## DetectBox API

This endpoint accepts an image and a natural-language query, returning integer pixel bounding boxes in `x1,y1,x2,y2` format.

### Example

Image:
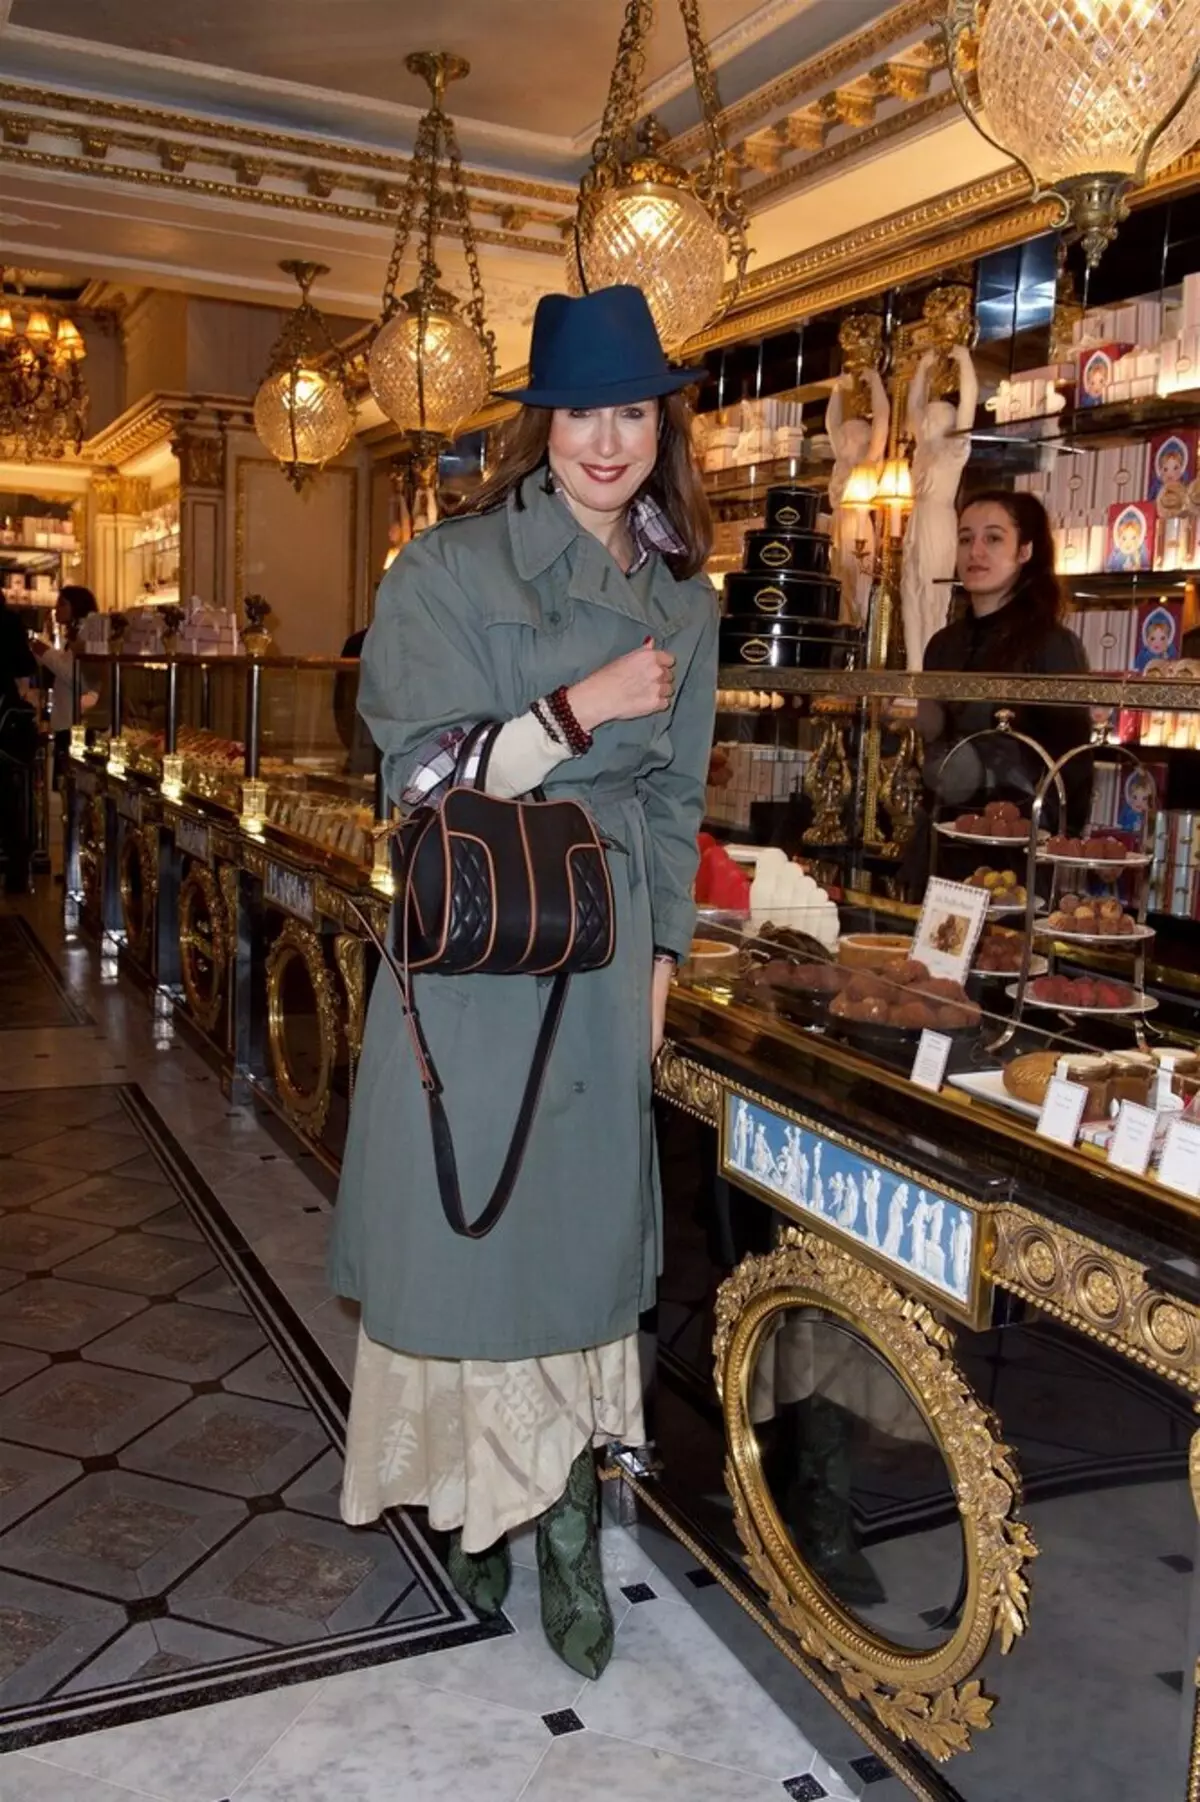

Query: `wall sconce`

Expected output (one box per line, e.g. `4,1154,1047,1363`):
840,461,881,565
874,456,914,539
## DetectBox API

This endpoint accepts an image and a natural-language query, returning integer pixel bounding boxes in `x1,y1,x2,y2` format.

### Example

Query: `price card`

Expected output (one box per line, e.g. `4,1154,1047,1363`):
912,877,992,984
910,1030,952,1094
1157,1118,1200,1199
1036,1076,1088,1147
1107,1100,1157,1176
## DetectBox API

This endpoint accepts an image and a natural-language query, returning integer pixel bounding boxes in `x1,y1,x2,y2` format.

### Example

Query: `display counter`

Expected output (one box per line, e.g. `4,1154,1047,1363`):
60,645,1200,1798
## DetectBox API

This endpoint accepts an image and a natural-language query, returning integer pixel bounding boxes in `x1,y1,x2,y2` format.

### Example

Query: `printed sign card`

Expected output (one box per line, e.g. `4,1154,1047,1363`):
912,877,991,984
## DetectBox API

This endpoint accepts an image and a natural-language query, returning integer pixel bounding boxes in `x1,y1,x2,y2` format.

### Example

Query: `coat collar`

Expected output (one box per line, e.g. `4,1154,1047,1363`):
506,470,692,633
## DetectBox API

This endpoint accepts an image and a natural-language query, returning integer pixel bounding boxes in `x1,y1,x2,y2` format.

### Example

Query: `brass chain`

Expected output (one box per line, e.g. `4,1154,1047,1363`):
379,108,434,321
586,0,656,186
445,120,497,382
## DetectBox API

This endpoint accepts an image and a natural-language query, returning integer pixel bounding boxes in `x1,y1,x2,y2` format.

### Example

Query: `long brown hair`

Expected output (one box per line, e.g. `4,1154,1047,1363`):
466,391,712,579
956,489,1064,667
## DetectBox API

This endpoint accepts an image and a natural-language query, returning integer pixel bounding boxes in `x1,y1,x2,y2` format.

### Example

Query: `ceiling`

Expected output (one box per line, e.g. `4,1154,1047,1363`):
2,0,895,160
0,0,1020,389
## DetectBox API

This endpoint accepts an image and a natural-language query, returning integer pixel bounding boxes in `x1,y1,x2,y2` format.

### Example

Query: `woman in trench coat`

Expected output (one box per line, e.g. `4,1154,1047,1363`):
329,285,718,1679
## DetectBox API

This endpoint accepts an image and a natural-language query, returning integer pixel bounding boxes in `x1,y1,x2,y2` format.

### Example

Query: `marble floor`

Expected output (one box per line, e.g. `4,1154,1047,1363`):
0,887,890,1802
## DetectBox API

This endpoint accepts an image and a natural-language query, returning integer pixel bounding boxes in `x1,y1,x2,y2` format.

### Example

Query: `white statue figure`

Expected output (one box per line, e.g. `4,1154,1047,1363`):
797,1146,810,1208
883,1183,909,1257
829,1171,845,1220
901,345,978,670
733,1100,751,1170
840,1173,860,1232
779,1126,800,1200
752,1123,775,1182
811,1143,825,1216
950,1212,972,1298
909,1191,931,1272
923,1199,947,1287
826,369,890,626
864,1168,882,1245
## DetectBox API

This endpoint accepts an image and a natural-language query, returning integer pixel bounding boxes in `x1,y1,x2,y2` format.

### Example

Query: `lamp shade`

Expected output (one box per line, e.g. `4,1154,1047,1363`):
368,303,491,438
874,456,913,508
840,462,881,508
568,180,727,353
253,365,354,469
975,0,1200,185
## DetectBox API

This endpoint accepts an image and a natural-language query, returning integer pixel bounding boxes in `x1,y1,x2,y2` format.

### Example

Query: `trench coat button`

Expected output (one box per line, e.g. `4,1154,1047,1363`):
546,609,561,626
573,1081,587,1094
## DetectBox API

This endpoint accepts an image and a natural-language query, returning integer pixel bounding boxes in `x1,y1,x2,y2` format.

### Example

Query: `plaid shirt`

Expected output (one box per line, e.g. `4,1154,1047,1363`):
399,482,685,807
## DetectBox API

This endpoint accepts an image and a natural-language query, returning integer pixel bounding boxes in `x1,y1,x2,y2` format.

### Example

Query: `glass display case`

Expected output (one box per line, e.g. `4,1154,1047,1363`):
256,659,377,869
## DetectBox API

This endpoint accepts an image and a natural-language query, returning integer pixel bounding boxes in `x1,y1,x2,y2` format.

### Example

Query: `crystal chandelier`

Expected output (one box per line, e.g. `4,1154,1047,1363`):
253,260,356,490
368,53,495,450
946,0,1200,267
569,0,749,352
0,273,88,461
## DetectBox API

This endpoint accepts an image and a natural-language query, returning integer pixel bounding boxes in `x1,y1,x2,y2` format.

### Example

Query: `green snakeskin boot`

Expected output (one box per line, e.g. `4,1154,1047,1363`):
536,1447,615,1680
446,1532,512,1619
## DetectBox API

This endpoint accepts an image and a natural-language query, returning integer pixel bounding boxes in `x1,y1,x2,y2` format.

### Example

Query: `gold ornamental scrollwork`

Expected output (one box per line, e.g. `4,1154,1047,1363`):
265,921,339,1139
993,1206,1200,1394
715,1229,1036,1762
178,862,228,1033
333,932,366,1068
79,793,105,926
118,825,158,962
218,863,239,972
654,1045,722,1125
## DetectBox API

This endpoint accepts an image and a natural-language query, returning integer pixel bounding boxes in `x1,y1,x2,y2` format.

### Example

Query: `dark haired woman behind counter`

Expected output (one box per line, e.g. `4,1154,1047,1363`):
916,490,1094,854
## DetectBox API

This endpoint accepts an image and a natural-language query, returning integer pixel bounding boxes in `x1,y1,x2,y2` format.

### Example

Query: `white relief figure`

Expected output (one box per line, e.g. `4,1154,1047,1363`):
811,1143,825,1215
923,1199,948,1288
840,1172,860,1232
797,1145,810,1209
864,1168,882,1245
733,1100,751,1171
900,345,978,670
752,1123,777,1183
950,1211,973,1299
908,1192,931,1273
778,1126,800,1200
826,368,890,625
883,1183,909,1257
829,1171,845,1220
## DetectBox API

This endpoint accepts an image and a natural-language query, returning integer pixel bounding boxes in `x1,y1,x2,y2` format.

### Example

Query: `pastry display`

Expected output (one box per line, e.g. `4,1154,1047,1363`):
1042,893,1147,938
687,937,740,970
965,867,1028,909
1023,974,1142,1011
972,927,1046,975
837,932,914,971
748,849,839,949
830,961,981,1031
1041,832,1144,863
942,800,1029,840
263,789,374,862
1002,1050,1157,1118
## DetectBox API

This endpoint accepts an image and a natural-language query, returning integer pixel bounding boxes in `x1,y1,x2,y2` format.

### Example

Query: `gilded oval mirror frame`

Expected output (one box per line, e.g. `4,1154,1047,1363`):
119,825,156,961
265,919,339,1137
715,1228,1037,1763
178,862,227,1033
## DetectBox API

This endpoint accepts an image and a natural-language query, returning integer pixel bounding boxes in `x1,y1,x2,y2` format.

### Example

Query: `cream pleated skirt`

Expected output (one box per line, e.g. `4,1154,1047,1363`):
340,1329,645,1553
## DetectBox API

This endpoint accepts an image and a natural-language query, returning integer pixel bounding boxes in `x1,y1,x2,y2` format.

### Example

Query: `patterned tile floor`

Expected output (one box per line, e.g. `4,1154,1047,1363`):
0,888,892,1802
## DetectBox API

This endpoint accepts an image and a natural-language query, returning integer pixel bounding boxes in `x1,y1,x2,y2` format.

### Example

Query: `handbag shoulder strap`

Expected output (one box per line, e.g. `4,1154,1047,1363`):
346,897,569,1240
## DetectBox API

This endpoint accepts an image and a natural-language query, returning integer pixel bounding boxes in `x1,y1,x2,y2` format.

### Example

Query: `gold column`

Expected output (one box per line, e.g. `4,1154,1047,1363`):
171,422,227,606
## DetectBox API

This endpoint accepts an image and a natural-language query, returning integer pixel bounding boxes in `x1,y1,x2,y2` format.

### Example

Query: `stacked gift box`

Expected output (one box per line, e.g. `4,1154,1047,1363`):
706,742,811,831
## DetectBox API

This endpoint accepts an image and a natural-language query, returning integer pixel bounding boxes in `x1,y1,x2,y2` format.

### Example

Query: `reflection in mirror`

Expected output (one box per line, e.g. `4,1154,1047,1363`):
279,948,324,1099
750,1306,964,1649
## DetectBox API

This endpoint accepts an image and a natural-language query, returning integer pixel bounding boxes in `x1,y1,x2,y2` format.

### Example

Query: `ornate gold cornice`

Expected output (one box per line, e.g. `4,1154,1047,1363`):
0,139,568,257
84,393,252,468
0,81,574,205
711,666,1200,708
742,89,958,214
667,0,946,160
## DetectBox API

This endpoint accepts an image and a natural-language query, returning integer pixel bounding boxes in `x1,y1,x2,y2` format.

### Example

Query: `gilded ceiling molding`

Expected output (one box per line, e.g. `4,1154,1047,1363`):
0,81,574,205
0,140,566,258
667,0,946,161
741,90,957,213
84,392,252,467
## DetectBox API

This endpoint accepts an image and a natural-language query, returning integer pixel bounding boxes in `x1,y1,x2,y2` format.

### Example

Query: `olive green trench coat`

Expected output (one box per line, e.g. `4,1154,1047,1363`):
328,474,718,1361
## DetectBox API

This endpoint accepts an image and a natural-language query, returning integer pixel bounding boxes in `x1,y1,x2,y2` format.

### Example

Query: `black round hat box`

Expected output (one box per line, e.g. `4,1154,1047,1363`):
722,569,841,623
743,528,832,578
720,616,864,670
764,486,821,533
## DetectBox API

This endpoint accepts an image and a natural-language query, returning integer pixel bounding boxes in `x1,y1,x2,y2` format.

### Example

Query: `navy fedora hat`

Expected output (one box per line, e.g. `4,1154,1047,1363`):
503,285,707,410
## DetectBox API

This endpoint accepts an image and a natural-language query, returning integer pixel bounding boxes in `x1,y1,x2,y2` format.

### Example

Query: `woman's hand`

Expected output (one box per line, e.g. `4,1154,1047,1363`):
568,641,675,733
651,957,673,1063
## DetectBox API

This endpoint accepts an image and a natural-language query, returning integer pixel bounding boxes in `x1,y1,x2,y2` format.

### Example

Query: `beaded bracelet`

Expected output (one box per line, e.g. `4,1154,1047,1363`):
530,696,566,747
545,685,594,757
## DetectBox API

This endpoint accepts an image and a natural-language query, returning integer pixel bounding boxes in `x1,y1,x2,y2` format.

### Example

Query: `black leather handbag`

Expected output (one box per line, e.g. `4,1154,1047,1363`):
355,722,615,1240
